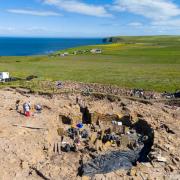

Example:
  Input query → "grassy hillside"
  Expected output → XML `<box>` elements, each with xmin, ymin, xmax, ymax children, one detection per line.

<box><xmin>104</xmin><ymin>35</ymin><xmax>180</xmax><ymax>44</ymax></box>
<box><xmin>0</xmin><ymin>36</ymin><xmax>180</xmax><ymax>92</ymax></box>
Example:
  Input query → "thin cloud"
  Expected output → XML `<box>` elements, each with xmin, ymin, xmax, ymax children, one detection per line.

<box><xmin>44</xmin><ymin>0</ymin><xmax>112</xmax><ymax>17</ymax></box>
<box><xmin>152</xmin><ymin>19</ymin><xmax>180</xmax><ymax>27</ymax></box>
<box><xmin>7</xmin><ymin>9</ymin><xmax>62</xmax><ymax>16</ymax></box>
<box><xmin>112</xmin><ymin>0</ymin><xmax>180</xmax><ymax>21</ymax></box>
<box><xmin>128</xmin><ymin>22</ymin><xmax>143</xmax><ymax>27</ymax></box>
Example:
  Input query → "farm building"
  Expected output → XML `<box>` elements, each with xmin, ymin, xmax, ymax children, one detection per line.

<box><xmin>90</xmin><ymin>49</ymin><xmax>102</xmax><ymax>54</ymax></box>
<box><xmin>60</xmin><ymin>52</ymin><xmax>69</xmax><ymax>57</ymax></box>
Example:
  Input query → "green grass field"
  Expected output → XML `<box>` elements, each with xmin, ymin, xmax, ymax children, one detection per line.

<box><xmin>0</xmin><ymin>36</ymin><xmax>180</xmax><ymax>92</ymax></box>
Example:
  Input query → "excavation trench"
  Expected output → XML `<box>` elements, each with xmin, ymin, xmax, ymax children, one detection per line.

<box><xmin>80</xmin><ymin>118</ymin><xmax>154</xmax><ymax>176</ymax></box>
<box><xmin>0</xmin><ymin>88</ymin><xmax>179</xmax><ymax>179</ymax></box>
<box><xmin>57</xmin><ymin>105</ymin><xmax>154</xmax><ymax>177</ymax></box>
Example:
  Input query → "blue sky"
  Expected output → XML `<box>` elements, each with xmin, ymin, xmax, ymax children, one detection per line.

<box><xmin>0</xmin><ymin>0</ymin><xmax>180</xmax><ymax>37</ymax></box>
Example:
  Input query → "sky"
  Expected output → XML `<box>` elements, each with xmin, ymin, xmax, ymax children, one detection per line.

<box><xmin>0</xmin><ymin>0</ymin><xmax>180</xmax><ymax>37</ymax></box>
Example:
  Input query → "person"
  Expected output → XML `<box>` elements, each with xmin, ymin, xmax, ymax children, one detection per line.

<box><xmin>15</xmin><ymin>100</ymin><xmax>20</xmax><ymax>111</ymax></box>
<box><xmin>35</xmin><ymin>104</ymin><xmax>42</xmax><ymax>113</ymax></box>
<box><xmin>23</xmin><ymin>102</ymin><xmax>31</xmax><ymax>117</ymax></box>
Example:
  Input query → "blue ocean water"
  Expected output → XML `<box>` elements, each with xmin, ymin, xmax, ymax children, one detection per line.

<box><xmin>0</xmin><ymin>37</ymin><xmax>104</xmax><ymax>56</ymax></box>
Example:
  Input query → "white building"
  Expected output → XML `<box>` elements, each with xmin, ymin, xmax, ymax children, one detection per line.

<box><xmin>90</xmin><ymin>49</ymin><xmax>102</xmax><ymax>54</ymax></box>
<box><xmin>0</xmin><ymin>72</ymin><xmax>10</xmax><ymax>81</ymax></box>
<box><xmin>60</xmin><ymin>52</ymin><xmax>69</xmax><ymax>57</ymax></box>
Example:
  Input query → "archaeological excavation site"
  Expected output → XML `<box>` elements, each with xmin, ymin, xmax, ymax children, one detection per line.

<box><xmin>0</xmin><ymin>82</ymin><xmax>179</xmax><ymax>180</ymax></box>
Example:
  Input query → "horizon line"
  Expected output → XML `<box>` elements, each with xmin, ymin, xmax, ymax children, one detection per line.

<box><xmin>0</xmin><ymin>34</ymin><xmax>180</xmax><ymax>39</ymax></box>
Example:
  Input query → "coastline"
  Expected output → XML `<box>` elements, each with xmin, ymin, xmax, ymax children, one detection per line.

<box><xmin>0</xmin><ymin>37</ymin><xmax>104</xmax><ymax>56</ymax></box>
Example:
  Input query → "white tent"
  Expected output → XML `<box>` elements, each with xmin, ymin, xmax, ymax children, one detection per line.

<box><xmin>0</xmin><ymin>72</ymin><xmax>9</xmax><ymax>80</ymax></box>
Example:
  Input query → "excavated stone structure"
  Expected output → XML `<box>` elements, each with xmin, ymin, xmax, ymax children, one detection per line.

<box><xmin>0</xmin><ymin>87</ymin><xmax>179</xmax><ymax>180</ymax></box>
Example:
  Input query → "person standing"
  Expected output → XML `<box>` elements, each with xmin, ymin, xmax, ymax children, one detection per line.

<box><xmin>15</xmin><ymin>100</ymin><xmax>20</xmax><ymax>112</ymax></box>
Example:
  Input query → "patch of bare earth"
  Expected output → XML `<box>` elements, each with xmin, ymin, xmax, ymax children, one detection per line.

<box><xmin>0</xmin><ymin>87</ymin><xmax>179</xmax><ymax>180</ymax></box>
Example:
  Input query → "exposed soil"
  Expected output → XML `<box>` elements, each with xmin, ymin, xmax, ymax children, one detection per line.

<box><xmin>0</xmin><ymin>86</ymin><xmax>179</xmax><ymax>180</ymax></box>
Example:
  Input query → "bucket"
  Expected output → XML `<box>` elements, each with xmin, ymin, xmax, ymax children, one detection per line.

<box><xmin>76</xmin><ymin>123</ymin><xmax>83</xmax><ymax>129</ymax></box>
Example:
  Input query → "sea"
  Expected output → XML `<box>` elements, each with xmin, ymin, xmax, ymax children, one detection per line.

<box><xmin>0</xmin><ymin>37</ymin><xmax>104</xmax><ymax>56</ymax></box>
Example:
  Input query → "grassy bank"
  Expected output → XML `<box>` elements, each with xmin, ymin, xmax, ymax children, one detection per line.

<box><xmin>0</xmin><ymin>36</ymin><xmax>180</xmax><ymax>92</ymax></box>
